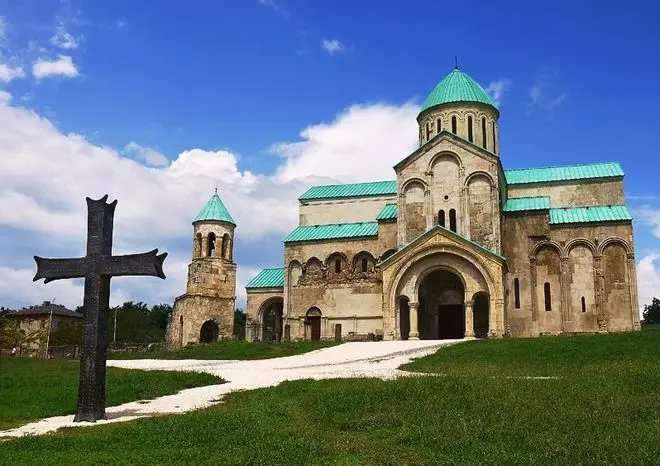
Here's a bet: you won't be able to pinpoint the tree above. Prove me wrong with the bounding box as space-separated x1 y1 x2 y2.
233 308 246 339
642 297 660 325
50 320 84 346
150 303 173 330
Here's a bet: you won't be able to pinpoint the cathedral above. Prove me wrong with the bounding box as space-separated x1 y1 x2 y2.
166 66 640 348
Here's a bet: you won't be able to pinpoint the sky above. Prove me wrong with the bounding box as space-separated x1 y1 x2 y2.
0 0 658 312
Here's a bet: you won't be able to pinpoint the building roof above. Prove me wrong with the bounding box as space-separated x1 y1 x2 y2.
6 301 83 319
503 196 551 212
245 268 285 289
549 205 632 224
504 162 624 185
284 222 379 243
376 203 398 220
193 192 236 225
298 180 398 201
420 68 496 114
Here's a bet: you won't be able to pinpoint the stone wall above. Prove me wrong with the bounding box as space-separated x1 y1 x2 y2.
507 179 625 208
299 195 396 226
167 294 235 347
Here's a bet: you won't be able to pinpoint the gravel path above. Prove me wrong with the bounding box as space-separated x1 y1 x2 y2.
0 339 464 438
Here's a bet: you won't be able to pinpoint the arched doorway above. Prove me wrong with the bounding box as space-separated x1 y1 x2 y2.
199 320 219 343
398 296 410 340
473 293 489 338
306 307 322 341
418 270 465 339
262 299 284 342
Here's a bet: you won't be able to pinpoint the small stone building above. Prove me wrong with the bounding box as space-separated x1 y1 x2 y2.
5 301 84 351
245 66 640 341
165 191 236 348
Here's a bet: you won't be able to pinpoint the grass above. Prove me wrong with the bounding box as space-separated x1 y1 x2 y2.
0 358 223 431
2 331 660 464
109 338 339 360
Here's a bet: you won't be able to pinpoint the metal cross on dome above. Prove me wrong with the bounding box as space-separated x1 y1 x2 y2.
33 195 167 422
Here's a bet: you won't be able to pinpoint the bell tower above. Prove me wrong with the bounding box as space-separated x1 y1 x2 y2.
166 190 237 349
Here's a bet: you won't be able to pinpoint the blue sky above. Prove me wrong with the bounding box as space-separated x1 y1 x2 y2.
0 0 658 310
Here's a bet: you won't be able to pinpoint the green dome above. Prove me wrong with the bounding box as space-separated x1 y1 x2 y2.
193 191 235 225
420 68 495 114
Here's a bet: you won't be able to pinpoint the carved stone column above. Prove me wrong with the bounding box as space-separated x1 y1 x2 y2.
529 258 538 323
594 255 607 332
461 186 470 238
424 188 433 230
464 300 474 337
397 192 406 247
560 256 571 332
491 185 501 253
627 252 641 330
409 302 419 340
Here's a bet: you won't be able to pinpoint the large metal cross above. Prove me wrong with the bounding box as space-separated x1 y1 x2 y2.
33 195 167 422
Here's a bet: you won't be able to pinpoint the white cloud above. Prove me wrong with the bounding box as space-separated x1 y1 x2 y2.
124 142 169 167
637 254 660 312
32 55 79 79
115 18 127 30
0 16 7 43
527 67 567 113
257 0 280 9
273 102 419 183
50 25 82 49
0 63 23 82
321 39 344 55
486 78 512 107
0 90 11 105
636 206 660 237
0 99 420 310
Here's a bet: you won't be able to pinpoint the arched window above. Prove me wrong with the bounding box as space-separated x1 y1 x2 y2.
436 118 442 133
207 233 216 257
451 116 457 134
467 116 473 142
335 259 341 274
581 296 586 313
449 209 457 232
361 258 368 273
492 121 497 153
481 117 487 149
544 282 552 311
438 210 445 227
514 278 520 309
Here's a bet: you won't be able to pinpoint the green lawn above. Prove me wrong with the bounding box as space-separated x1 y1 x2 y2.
109 338 339 360
2 331 660 464
0 358 223 431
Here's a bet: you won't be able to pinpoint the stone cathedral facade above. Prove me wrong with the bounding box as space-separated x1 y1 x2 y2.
245 66 640 342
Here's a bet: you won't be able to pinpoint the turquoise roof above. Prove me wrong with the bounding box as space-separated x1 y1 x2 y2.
420 68 496 114
503 196 551 212
299 180 397 201
549 205 632 224
245 268 285 289
194 192 235 225
376 203 398 221
505 162 624 185
284 222 379 243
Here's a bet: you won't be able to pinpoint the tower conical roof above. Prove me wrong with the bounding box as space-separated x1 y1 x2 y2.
420 67 495 114
193 191 235 225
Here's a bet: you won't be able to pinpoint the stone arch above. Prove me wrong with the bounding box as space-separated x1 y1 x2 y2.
397 295 411 340
567 242 597 330
325 252 348 276
534 244 563 332
306 307 322 340
300 257 324 285
380 248 397 262
427 151 463 172
259 297 284 342
598 237 632 256
472 291 490 338
207 232 217 257
417 269 465 339
565 238 597 256
467 173 495 248
199 319 219 343
530 240 564 259
464 171 495 187
403 179 427 242
602 241 633 331
221 233 231 260
195 232 203 258
353 251 376 274
401 177 428 192
288 260 302 286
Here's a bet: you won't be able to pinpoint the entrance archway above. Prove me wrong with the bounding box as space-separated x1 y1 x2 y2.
473 293 489 338
418 270 465 339
398 296 410 340
262 299 284 342
306 307 322 340
199 320 219 343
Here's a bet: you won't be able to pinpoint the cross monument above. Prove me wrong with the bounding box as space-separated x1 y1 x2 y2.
33 195 167 422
